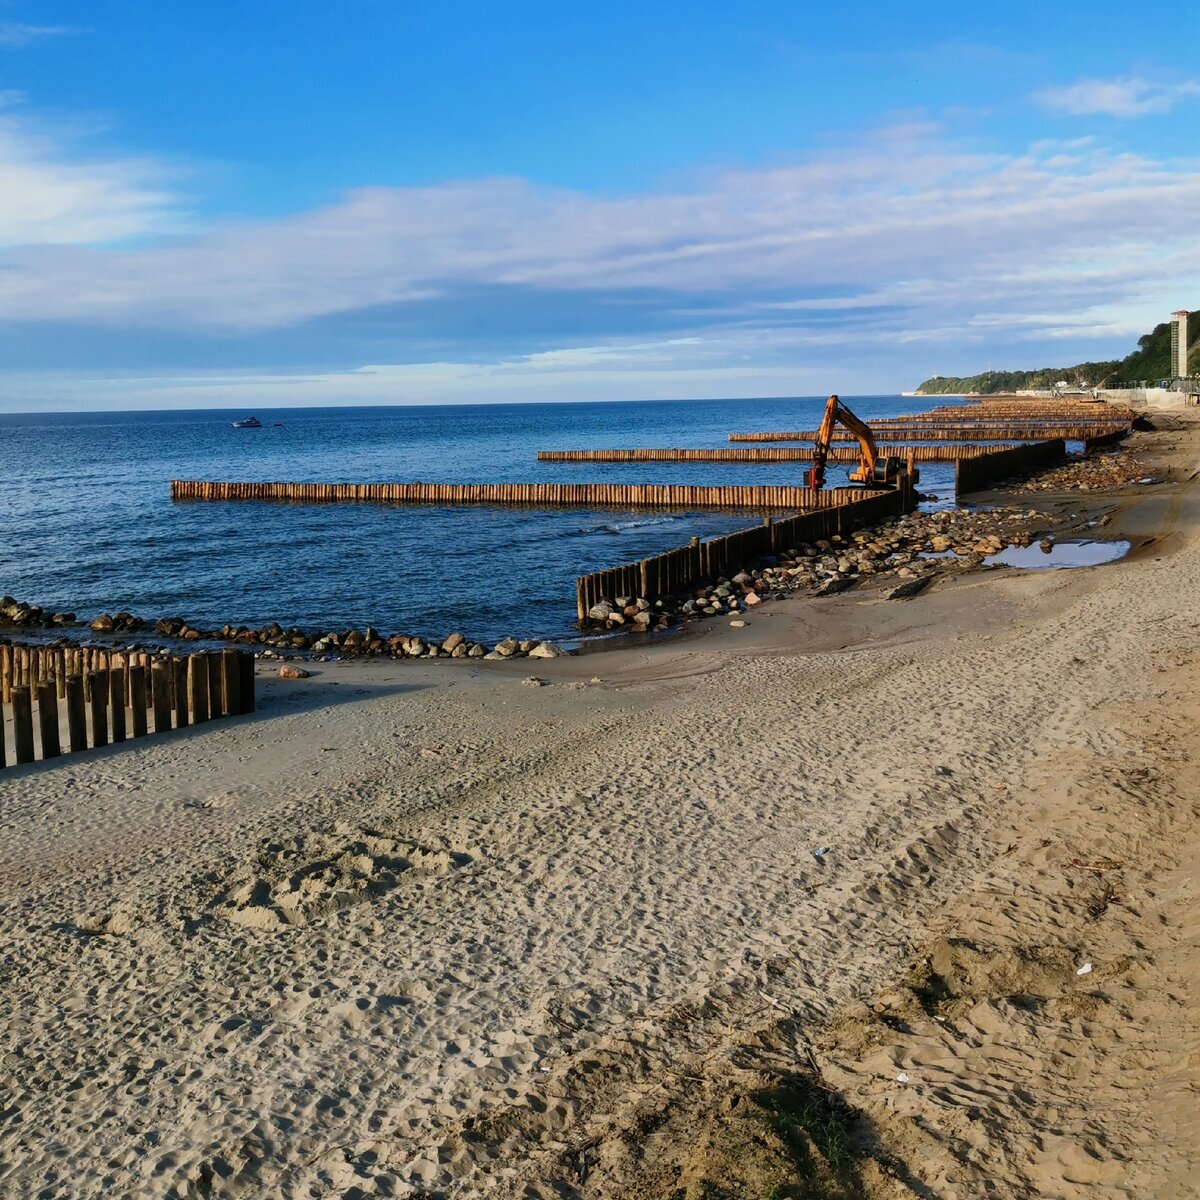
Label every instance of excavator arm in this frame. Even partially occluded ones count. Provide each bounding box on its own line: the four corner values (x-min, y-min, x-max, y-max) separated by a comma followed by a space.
805, 394, 916, 490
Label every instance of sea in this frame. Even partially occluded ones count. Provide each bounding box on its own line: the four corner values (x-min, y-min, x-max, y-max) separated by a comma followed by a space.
0, 395, 965, 645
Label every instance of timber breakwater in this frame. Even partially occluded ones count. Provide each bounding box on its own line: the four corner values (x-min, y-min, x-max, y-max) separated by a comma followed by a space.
171, 480, 862, 510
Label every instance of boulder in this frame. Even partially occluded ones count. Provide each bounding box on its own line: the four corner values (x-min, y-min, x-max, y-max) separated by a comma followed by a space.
493, 637, 519, 657
279, 664, 311, 679
89, 615, 115, 633
528, 642, 566, 658
588, 601, 613, 622
442, 632, 465, 652
743, 591, 761, 607
467, 643, 485, 657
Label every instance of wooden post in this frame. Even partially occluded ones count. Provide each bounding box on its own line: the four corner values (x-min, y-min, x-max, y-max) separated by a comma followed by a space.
206, 651, 222, 718
129, 666, 148, 737
89, 672, 109, 748
238, 652, 256, 713
221, 649, 242, 717
188, 653, 210, 723
173, 658, 189, 728
151, 662, 173, 733
65, 674, 87, 752
36, 681, 60, 759
109, 667, 127, 743
11, 685, 35, 764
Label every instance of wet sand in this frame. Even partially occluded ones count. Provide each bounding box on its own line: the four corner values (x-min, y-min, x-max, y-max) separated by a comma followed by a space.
1, 417, 1197, 1198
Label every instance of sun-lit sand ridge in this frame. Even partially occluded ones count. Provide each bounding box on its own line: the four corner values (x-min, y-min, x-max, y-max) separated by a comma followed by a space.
1, 417, 1198, 1198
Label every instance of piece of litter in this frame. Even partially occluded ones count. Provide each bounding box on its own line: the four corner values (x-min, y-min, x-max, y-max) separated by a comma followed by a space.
1076, 962, 1093, 976
813, 847, 830, 861
895, 1072, 909, 1084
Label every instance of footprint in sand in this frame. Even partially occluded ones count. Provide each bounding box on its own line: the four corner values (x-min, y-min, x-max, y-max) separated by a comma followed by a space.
212, 829, 471, 928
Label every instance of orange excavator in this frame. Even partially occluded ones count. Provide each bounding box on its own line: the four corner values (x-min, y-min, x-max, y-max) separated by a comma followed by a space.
805, 394, 917, 490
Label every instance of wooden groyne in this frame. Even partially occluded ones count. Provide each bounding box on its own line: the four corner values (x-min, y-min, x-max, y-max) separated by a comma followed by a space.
537, 444, 1024, 464
576, 482, 915, 620
172, 480, 871, 511
728, 423, 1129, 443
955, 439, 1067, 493
0, 643, 254, 768
877, 406, 1136, 423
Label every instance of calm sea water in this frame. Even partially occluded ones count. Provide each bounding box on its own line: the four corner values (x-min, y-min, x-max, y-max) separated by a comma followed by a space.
0, 396, 962, 644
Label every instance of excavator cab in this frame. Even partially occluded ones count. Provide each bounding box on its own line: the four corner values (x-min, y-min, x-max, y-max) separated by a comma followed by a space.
806, 395, 919, 491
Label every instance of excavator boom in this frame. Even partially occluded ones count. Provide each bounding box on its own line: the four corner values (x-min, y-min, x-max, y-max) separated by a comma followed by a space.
805, 394, 917, 491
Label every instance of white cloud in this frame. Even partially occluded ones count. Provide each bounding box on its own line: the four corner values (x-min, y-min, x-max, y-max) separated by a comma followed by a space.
1, 124, 1198, 340
1034, 76, 1200, 117
0, 112, 179, 246
0, 23, 80, 47
0, 111, 1197, 405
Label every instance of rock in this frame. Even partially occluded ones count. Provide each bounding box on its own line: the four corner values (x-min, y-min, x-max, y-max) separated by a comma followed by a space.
588, 601, 613, 622
279, 664, 311, 679
729, 619, 746, 628
885, 575, 935, 600
493, 637, 519, 657
521, 676, 543, 687
814, 576, 854, 597
528, 642, 566, 658
519, 640, 537, 653
89, 615, 115, 633
442, 632, 465, 652
468, 643, 485, 658
451, 643, 467, 658
743, 591, 761, 607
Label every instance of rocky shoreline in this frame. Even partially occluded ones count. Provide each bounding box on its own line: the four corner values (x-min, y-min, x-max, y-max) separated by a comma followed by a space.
3, 445, 1143, 664
0, 504, 1054, 665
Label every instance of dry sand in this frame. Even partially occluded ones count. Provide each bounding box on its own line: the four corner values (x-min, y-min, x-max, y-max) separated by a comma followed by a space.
1, 418, 1198, 1199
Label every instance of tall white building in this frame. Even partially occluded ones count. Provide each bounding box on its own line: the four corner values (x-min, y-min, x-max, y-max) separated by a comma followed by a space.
1172, 310, 1190, 379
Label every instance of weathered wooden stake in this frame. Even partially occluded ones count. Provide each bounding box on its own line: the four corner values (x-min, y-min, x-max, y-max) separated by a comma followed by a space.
36, 681, 60, 759
65, 674, 87, 753
89, 671, 109, 748
221, 649, 242, 716
173, 658, 189, 728
188, 653, 210, 723
109, 667, 127, 743
11, 685, 34, 764
129, 666, 148, 737
151, 662, 172, 734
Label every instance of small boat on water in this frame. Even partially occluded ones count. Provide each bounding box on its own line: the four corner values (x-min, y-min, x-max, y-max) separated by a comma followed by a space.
231, 416, 262, 429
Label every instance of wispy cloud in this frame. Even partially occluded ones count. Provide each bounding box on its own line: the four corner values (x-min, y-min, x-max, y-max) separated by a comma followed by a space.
1034, 75, 1200, 117
0, 113, 1197, 401
0, 112, 180, 246
0, 22, 80, 47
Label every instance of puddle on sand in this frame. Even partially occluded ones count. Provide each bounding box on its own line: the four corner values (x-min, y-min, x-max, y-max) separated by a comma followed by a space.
986, 539, 1131, 570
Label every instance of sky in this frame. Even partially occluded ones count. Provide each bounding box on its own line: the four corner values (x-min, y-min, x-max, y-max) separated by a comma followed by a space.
0, 1, 1198, 411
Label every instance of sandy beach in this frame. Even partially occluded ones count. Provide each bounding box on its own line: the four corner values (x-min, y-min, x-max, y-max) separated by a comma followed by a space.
2, 418, 1198, 1199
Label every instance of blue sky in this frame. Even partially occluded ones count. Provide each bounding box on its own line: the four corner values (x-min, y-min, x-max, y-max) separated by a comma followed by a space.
0, 1, 1197, 409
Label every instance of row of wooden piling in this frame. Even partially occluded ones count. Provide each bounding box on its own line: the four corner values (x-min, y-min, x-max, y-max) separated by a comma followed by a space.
575, 482, 916, 620
171, 480, 879, 510
537, 443, 1025, 464
0, 643, 254, 769
727, 423, 1130, 443
955, 439, 1068, 493
875, 406, 1137, 423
